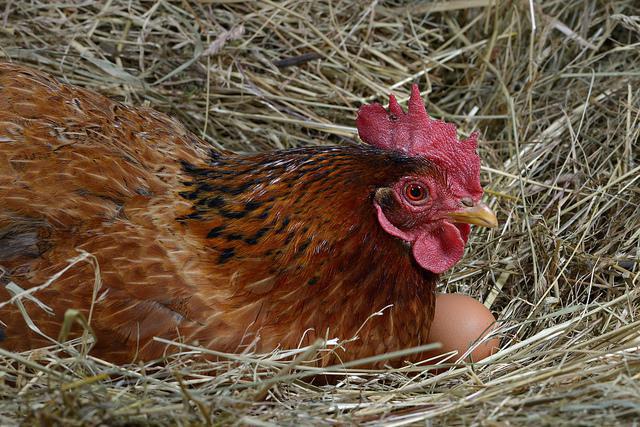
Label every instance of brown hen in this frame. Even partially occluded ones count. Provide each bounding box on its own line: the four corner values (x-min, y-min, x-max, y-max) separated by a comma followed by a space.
0, 62, 496, 366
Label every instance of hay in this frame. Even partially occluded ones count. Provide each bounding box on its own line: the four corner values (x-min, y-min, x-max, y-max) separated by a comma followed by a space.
1, 0, 639, 425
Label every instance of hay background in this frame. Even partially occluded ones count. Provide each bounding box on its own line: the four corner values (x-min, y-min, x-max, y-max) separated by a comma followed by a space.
0, 0, 639, 425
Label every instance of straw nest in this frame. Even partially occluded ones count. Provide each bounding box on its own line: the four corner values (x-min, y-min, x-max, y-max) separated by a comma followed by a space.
1, 1, 639, 425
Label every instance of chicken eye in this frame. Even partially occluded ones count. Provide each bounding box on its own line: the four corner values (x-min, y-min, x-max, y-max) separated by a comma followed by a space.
404, 183, 428, 204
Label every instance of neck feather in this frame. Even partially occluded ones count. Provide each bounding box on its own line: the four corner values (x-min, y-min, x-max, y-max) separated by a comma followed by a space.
177, 145, 438, 354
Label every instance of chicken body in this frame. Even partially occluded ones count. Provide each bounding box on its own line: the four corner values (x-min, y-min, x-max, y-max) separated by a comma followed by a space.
0, 63, 440, 364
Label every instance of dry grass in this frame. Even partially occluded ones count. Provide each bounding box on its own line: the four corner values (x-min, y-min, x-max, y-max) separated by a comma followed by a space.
1, 0, 639, 425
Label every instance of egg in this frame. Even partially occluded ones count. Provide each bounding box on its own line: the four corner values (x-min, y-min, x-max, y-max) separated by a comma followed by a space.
424, 293, 500, 363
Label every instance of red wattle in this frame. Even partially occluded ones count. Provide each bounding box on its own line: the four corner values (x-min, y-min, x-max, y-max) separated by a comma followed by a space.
412, 222, 465, 274
375, 203, 466, 274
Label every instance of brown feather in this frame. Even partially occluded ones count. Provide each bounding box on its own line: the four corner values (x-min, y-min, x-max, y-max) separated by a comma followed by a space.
0, 62, 437, 366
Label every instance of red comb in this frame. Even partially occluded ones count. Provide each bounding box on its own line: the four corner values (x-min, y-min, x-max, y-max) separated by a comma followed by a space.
356, 84, 483, 197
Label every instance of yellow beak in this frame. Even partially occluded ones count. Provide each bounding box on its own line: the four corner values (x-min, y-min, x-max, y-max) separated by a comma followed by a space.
446, 202, 498, 228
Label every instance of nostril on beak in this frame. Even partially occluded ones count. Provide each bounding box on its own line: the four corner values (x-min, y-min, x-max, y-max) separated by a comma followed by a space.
461, 197, 474, 207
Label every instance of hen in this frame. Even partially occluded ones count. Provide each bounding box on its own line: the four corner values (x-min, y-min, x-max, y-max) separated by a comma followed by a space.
0, 63, 496, 365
